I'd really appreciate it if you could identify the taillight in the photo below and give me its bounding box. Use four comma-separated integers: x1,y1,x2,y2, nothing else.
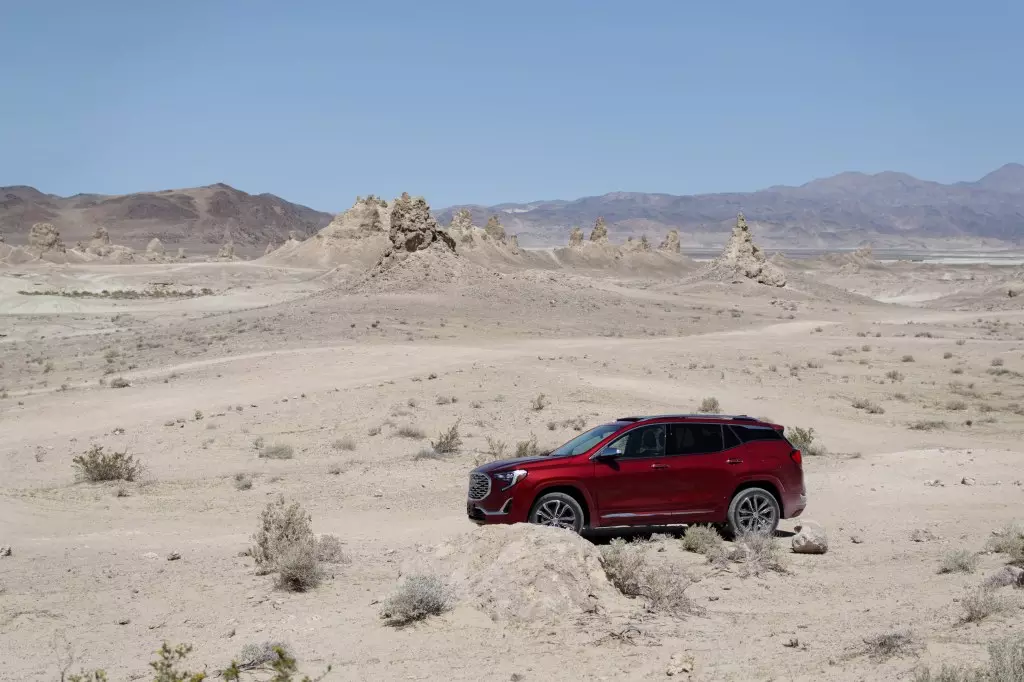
790,449,802,467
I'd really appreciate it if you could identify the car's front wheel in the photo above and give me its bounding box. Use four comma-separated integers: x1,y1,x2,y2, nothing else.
529,492,585,533
726,487,780,537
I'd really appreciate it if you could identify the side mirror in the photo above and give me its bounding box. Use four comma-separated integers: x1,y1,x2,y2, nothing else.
595,447,622,460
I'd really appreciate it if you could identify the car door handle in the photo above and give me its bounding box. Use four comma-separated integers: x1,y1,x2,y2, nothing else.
726,458,743,465
651,463,669,469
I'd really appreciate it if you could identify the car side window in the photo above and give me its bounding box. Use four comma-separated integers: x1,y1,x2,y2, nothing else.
733,425,785,443
666,424,724,455
602,424,666,458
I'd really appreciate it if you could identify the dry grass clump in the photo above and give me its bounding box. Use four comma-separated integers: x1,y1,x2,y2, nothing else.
235,640,292,668
273,540,323,592
913,635,1024,682
332,437,356,451
943,351,954,359
992,357,1005,367
396,424,426,439
435,395,457,405
708,531,787,577
886,370,905,382
72,445,141,482
681,525,723,555
785,426,827,456
902,355,916,363
431,421,462,454
315,534,347,563
938,550,978,574
109,377,130,389
852,398,885,414
864,631,917,660
987,523,1024,561
601,539,700,617
697,396,721,413
259,443,294,460
234,472,253,491
484,436,508,460
515,434,543,458
961,585,1009,623
380,574,453,626
250,496,326,592
908,420,948,431
945,399,968,411
413,447,443,460
531,393,549,411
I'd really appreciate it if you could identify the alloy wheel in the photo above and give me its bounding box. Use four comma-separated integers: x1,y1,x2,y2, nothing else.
534,499,577,529
736,492,777,533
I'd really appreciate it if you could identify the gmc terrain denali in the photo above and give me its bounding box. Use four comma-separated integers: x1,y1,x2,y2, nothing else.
466,414,806,535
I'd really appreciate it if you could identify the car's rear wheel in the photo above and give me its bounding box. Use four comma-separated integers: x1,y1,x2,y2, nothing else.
529,492,584,533
726,487,780,537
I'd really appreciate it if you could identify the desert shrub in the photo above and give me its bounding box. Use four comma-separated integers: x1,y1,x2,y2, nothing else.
697,396,721,413
886,370,905,382
479,437,508,462
992,357,1005,367
396,424,425,439
331,437,355,451
946,399,968,411
515,434,542,458
431,421,462,454
367,425,382,436
943,352,953,359
234,473,253,491
562,416,587,431
531,393,549,411
72,445,141,482
987,524,1024,560
938,550,978,574
251,496,314,571
406,398,418,408
259,444,294,460
413,447,443,460
852,398,885,414
908,420,948,431
316,534,347,563
601,539,698,616
274,539,323,592
380,574,453,626
109,377,130,389
194,409,203,421
682,525,723,555
864,631,916,660
708,531,787,577
913,635,1024,682
961,585,1008,623
235,640,291,668
784,426,826,456
902,355,915,363
435,395,456,405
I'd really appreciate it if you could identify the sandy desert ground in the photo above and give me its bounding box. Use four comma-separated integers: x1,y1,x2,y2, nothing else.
2,204,1024,681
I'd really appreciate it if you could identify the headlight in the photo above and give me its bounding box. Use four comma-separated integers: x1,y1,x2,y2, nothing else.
492,469,528,491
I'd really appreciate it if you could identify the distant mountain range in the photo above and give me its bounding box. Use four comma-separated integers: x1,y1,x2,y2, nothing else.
0,183,333,249
436,163,1024,249
3,164,1023,252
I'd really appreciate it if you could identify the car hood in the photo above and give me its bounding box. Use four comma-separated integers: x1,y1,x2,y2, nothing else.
473,454,573,474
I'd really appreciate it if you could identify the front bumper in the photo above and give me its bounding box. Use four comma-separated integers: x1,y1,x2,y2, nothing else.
467,497,515,524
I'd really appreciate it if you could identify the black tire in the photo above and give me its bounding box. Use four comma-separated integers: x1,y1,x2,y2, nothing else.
529,492,585,533
726,487,780,537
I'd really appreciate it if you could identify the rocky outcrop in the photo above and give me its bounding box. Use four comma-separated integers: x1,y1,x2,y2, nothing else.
385,192,454,255
88,226,111,249
714,213,786,287
621,235,651,253
216,241,236,260
568,226,585,247
589,217,609,244
659,229,680,253
28,222,66,254
484,215,506,241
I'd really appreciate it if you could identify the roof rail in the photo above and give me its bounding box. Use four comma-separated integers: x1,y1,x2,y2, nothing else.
616,414,762,422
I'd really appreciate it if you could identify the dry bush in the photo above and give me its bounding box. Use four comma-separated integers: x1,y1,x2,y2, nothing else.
785,426,826,456
961,585,1008,623
251,496,314,571
413,447,443,460
109,377,130,389
902,355,915,362
531,393,549,411
909,420,948,431
316,534,347,563
987,523,1024,560
886,370,905,381
380,574,453,626
274,539,323,592
435,395,457,405
367,424,382,436
234,473,253,491
852,398,885,414
236,640,291,668
259,444,294,460
913,635,1024,682
708,531,787,577
332,437,356,451
515,434,542,458
946,399,968,411
697,396,721,413
681,525,723,555
431,421,462,454
938,550,978,574
396,424,426,439
601,539,699,617
992,357,1005,367
864,631,917,660
943,351,954,359
72,445,141,482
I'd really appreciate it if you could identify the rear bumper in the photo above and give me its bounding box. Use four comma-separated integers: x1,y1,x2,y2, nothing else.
785,492,808,519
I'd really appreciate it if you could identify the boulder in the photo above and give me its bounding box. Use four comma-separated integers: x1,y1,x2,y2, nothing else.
791,521,828,554
985,565,1024,588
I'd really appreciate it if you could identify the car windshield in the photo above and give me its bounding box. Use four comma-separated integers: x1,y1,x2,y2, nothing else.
548,422,626,457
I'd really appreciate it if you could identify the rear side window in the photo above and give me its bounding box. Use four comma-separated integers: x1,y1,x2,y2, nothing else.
731,425,785,443
666,424,724,455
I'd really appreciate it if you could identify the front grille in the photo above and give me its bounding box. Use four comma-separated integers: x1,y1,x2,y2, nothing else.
468,473,491,501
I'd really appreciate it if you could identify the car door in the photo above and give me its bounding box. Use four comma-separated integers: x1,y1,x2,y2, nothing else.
590,424,678,524
663,422,735,517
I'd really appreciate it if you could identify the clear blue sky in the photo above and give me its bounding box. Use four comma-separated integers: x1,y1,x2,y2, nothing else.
1,0,1021,211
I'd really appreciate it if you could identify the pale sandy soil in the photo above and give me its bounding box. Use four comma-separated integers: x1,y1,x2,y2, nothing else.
1,252,1023,681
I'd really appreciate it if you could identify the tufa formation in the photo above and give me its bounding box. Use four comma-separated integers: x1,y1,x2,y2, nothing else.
659,229,680,253
568,226,584,247
484,215,506,241
715,213,786,287
28,222,66,254
589,217,609,244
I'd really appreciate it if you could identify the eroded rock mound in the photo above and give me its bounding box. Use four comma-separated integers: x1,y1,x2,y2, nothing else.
484,215,506,241
385,192,454,255
589,217,609,244
28,222,66,254
216,241,236,260
264,196,391,271
621,235,651,253
568,226,585,247
89,226,111,249
713,213,786,287
406,524,625,624
659,229,680,253
146,238,165,256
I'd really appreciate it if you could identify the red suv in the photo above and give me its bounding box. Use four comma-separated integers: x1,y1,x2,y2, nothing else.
467,414,806,535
